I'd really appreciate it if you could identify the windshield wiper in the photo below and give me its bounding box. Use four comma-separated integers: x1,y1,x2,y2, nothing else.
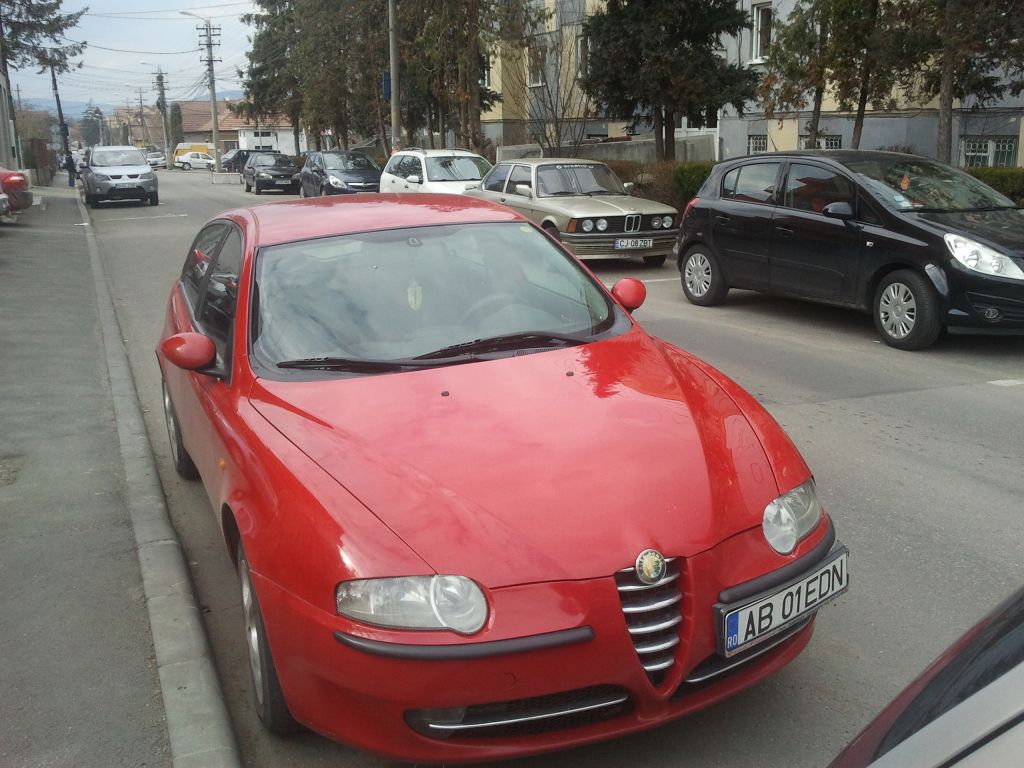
276,356,425,372
413,331,587,360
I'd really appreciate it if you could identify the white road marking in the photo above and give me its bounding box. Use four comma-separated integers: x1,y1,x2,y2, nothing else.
73,222,90,227
988,379,1024,387
100,213,189,222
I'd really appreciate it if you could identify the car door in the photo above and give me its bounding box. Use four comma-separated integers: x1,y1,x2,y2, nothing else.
770,162,864,302
498,164,538,221
380,154,405,192
182,225,244,506
712,161,782,289
300,152,317,195
474,163,513,204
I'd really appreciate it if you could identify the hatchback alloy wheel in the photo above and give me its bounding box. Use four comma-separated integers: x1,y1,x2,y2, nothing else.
873,269,941,350
239,555,265,706
681,247,728,306
685,253,712,297
878,282,917,339
162,381,198,478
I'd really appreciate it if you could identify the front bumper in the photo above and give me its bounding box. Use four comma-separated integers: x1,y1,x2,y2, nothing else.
940,263,1024,333
561,230,679,260
255,516,843,763
89,178,157,200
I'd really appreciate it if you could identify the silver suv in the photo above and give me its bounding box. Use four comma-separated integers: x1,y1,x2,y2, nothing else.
81,145,159,208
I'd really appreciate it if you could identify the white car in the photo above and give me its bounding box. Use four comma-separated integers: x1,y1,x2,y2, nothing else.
146,151,166,169
174,151,214,171
379,148,491,194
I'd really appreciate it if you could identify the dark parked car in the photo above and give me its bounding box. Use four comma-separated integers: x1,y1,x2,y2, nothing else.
222,148,277,173
242,152,299,195
298,150,381,196
676,151,1024,349
831,583,1024,767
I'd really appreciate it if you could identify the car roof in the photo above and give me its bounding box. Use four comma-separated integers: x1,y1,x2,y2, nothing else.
720,149,932,168
229,193,526,247
495,157,609,167
395,147,484,158
93,145,143,152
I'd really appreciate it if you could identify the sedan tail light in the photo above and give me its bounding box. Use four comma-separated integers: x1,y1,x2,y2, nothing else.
2,173,27,193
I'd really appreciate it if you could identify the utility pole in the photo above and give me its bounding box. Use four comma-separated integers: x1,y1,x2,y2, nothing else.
50,64,69,155
154,69,170,168
388,0,401,152
137,87,149,147
182,10,221,171
15,84,21,109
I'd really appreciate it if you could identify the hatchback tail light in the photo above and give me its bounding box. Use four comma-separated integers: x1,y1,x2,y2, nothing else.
683,197,699,219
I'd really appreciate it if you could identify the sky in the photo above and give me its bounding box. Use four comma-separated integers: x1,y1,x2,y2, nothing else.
9,0,260,118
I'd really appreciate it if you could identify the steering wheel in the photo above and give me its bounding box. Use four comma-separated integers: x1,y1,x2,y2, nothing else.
459,292,519,326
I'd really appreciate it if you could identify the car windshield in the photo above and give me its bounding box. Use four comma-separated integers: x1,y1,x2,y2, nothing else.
252,222,617,372
323,152,380,171
147,152,162,158
256,155,293,169
91,149,148,167
424,155,491,181
843,157,1016,212
537,163,625,197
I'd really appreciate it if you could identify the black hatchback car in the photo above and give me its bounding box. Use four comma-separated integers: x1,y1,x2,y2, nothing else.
242,152,299,195
298,150,381,197
676,151,1024,349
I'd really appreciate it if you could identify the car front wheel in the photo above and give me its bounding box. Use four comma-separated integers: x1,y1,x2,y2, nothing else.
237,542,296,734
873,270,941,350
182,162,191,171
244,178,252,192
149,191,159,206
681,246,728,306
162,381,198,479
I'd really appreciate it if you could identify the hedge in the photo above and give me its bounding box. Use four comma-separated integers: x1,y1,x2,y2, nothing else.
606,160,716,210
966,167,1024,205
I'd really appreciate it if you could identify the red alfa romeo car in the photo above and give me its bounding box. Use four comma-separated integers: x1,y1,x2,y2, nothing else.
157,194,849,763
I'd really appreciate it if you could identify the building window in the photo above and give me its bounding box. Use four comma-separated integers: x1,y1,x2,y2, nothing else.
752,4,773,61
481,56,491,89
799,134,842,150
748,135,768,154
528,42,546,87
962,136,1018,168
576,35,588,79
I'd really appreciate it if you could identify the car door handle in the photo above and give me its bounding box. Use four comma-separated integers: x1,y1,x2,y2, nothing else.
715,215,730,224
774,225,794,236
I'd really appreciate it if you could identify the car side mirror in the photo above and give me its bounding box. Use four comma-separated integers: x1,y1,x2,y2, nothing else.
160,332,217,371
465,181,481,190
611,277,646,312
407,174,422,184
514,184,534,198
623,182,634,194
822,201,855,220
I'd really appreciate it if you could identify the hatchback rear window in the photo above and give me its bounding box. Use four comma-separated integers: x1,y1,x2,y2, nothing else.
723,163,780,204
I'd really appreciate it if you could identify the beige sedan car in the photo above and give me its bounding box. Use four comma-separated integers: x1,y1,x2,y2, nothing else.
466,158,679,266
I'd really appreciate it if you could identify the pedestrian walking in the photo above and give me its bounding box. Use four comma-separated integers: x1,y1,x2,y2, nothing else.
64,151,76,187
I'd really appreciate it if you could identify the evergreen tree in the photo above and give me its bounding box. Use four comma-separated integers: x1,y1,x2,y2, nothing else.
170,103,184,146
80,100,103,147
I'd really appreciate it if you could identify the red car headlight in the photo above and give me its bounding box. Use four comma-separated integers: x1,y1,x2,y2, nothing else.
762,479,823,554
336,575,488,635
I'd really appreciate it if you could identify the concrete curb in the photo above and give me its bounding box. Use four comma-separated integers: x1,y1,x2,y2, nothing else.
76,192,242,768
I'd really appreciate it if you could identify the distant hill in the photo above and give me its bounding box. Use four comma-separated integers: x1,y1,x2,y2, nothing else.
21,91,246,120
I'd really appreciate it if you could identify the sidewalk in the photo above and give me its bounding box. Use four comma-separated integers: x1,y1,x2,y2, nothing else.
0,180,236,767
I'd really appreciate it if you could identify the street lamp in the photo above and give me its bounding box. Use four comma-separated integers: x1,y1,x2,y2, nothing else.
141,60,172,169
180,10,221,171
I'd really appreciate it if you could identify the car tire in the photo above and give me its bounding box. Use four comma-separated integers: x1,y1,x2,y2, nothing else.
681,246,728,306
644,254,667,267
245,179,252,192
290,184,300,195
149,192,159,206
182,162,191,171
162,381,198,480
237,541,296,735
254,184,262,195
542,223,562,242
873,270,942,350
85,193,97,208
299,183,307,198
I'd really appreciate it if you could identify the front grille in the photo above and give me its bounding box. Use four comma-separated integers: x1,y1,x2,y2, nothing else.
405,685,632,740
615,558,682,687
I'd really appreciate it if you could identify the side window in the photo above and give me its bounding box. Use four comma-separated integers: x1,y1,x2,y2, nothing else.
383,155,404,176
857,191,883,225
181,223,228,309
483,164,512,192
783,163,855,213
722,168,740,198
198,227,244,368
733,163,780,204
406,157,425,180
507,165,533,195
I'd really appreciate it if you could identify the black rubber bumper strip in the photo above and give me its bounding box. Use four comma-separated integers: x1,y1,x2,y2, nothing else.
718,517,837,605
335,625,595,661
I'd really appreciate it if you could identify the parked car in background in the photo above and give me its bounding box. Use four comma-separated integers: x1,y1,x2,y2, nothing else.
0,192,10,218
146,151,166,169
467,158,679,267
219,148,265,173
379,147,491,195
0,167,32,214
157,192,848,763
174,151,215,171
79,145,158,208
299,150,381,196
831,584,1024,767
676,150,1024,350
242,152,299,194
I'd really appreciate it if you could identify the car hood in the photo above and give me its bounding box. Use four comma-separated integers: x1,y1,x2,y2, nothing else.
91,164,150,175
538,194,676,217
249,329,781,587
257,167,297,175
328,168,381,184
912,208,1024,259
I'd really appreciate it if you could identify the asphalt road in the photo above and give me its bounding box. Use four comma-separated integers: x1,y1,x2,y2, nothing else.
90,169,1024,768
